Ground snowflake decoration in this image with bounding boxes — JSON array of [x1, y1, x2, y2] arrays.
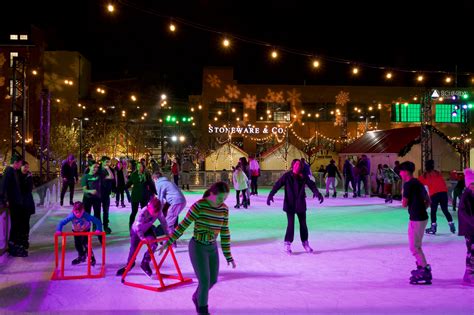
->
[[225, 85, 240, 99], [334, 112, 343, 126], [286, 88, 301, 106], [242, 93, 257, 110], [0, 53, 5, 67], [206, 74, 221, 88], [0, 77, 4, 87], [216, 96, 229, 102], [262, 89, 284, 103], [44, 72, 65, 92], [335, 91, 350, 106]]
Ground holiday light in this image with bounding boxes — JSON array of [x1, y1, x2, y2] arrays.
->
[[222, 38, 230, 47], [386, 72, 392, 79], [131, 95, 137, 101], [352, 67, 359, 75], [191, 107, 195, 112], [244, 113, 248, 117], [271, 50, 278, 59], [413, 97, 418, 101], [312, 60, 320, 68], [179, 135, 186, 142], [32, 70, 38, 75], [169, 23, 176, 32], [301, 110, 305, 114], [218, 110, 222, 115], [445, 77, 452, 83], [198, 104, 203, 110], [231, 107, 236, 113], [107, 4, 114, 12], [368, 106, 373, 111], [417, 75, 424, 82]]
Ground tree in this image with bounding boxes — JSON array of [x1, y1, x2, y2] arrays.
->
[[49, 124, 79, 163]]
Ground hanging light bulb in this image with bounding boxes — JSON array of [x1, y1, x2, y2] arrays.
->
[[386, 72, 393, 79], [312, 59, 320, 68], [107, 4, 115, 13], [271, 49, 278, 59], [352, 67, 359, 75], [445, 76, 452, 83], [222, 38, 230, 48], [417, 75, 424, 82], [169, 23, 176, 32]]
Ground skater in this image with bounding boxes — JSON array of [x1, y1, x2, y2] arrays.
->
[[452, 172, 465, 211], [323, 159, 341, 198], [249, 156, 260, 195], [56, 202, 103, 266], [153, 171, 186, 234], [126, 160, 154, 230], [181, 158, 194, 190], [18, 160, 35, 252], [419, 160, 456, 235], [60, 154, 78, 206], [81, 162, 102, 224], [158, 182, 236, 315], [301, 158, 314, 181], [220, 169, 229, 185], [458, 169, 474, 286], [116, 197, 169, 278], [382, 164, 399, 203], [171, 158, 180, 187], [342, 159, 356, 198], [375, 164, 384, 196], [233, 165, 249, 208], [267, 159, 324, 254], [99, 156, 115, 234], [399, 161, 432, 285], [1, 154, 27, 257], [114, 160, 127, 208], [356, 155, 370, 197], [239, 157, 251, 206]]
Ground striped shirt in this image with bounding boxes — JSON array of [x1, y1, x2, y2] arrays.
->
[[166, 198, 233, 262]]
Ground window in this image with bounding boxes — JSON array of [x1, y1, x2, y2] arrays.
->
[[435, 104, 465, 123], [9, 80, 13, 96], [10, 52, 18, 67], [20, 34, 28, 40], [301, 103, 335, 122], [208, 101, 243, 122], [391, 103, 421, 122], [256, 102, 290, 122], [10, 34, 18, 40]]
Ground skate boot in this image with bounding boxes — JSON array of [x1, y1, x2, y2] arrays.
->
[[72, 255, 86, 265], [192, 291, 198, 312], [116, 262, 135, 276], [425, 223, 437, 235], [141, 262, 153, 278], [448, 222, 456, 234], [302, 241, 314, 253], [234, 204, 240, 209], [284, 241, 292, 255], [409, 264, 432, 285], [343, 192, 348, 198], [353, 193, 357, 198], [325, 193, 330, 198], [411, 264, 423, 276], [90, 254, 96, 267], [104, 226, 112, 235], [463, 254, 474, 286], [332, 192, 337, 198], [197, 305, 210, 315]]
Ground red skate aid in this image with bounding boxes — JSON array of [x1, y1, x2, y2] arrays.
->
[[51, 231, 106, 280], [121, 236, 192, 291]]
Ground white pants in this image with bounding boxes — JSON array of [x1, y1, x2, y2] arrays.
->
[[166, 202, 187, 233]]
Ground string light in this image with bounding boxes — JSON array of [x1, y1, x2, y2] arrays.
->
[[131, 95, 137, 101], [312, 60, 320, 68], [352, 67, 359, 75], [445, 77, 452, 83], [231, 107, 236, 113], [385, 72, 392, 79], [198, 105, 203, 110], [107, 4, 114, 13], [417, 75, 424, 82], [169, 23, 176, 32], [31, 70, 38, 75], [222, 38, 230, 48], [271, 49, 278, 59]]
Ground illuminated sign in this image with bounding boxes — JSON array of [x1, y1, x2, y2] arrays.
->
[[208, 125, 285, 134]]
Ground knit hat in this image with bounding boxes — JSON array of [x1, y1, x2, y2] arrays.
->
[[464, 168, 474, 186]]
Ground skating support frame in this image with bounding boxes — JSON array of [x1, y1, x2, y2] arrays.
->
[[121, 236, 192, 291], [51, 231, 106, 280]]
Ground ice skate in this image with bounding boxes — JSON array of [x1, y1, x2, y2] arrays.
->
[[105, 226, 112, 235], [463, 270, 474, 286], [141, 262, 153, 278], [425, 223, 437, 235], [409, 265, 432, 285], [116, 262, 135, 276], [284, 242, 292, 255], [90, 254, 96, 267], [234, 204, 240, 209], [448, 222, 456, 234], [302, 241, 314, 253], [324, 193, 329, 198], [343, 192, 348, 198], [332, 192, 337, 198], [72, 255, 86, 265]]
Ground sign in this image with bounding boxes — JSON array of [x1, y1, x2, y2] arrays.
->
[[208, 125, 285, 135], [432, 89, 469, 98], [431, 90, 440, 98]]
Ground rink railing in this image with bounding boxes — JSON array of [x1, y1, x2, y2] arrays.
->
[[51, 231, 106, 280]]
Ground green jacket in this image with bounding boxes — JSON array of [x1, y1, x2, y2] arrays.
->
[[126, 171, 149, 203]]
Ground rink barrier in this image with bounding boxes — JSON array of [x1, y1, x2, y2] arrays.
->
[[121, 236, 192, 291], [51, 231, 106, 280]]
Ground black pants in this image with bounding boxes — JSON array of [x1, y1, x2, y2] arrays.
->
[[236, 189, 248, 206], [74, 235, 89, 257], [116, 186, 125, 205], [344, 177, 355, 193], [126, 226, 156, 265], [466, 235, 474, 270], [189, 237, 219, 308], [9, 207, 30, 247], [357, 175, 368, 196], [61, 180, 75, 204], [376, 179, 383, 195], [101, 190, 111, 228], [251, 176, 259, 194], [173, 175, 179, 186], [430, 192, 453, 224], [130, 200, 147, 229], [284, 211, 308, 243], [83, 197, 101, 219], [453, 188, 464, 210]]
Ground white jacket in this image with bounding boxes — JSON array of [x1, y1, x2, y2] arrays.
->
[[233, 170, 248, 190]]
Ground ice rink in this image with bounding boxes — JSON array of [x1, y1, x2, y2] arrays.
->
[[1, 188, 472, 315]]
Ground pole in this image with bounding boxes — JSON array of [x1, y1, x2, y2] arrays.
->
[[79, 119, 83, 174]]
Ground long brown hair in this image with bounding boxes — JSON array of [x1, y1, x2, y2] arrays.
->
[[203, 181, 230, 198]]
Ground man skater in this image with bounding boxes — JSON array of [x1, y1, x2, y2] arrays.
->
[[60, 154, 78, 206]]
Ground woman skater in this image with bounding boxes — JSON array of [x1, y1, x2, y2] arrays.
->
[[267, 159, 324, 254], [159, 182, 236, 315]]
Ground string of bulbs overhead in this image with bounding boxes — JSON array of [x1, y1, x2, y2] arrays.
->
[[107, 0, 474, 84]]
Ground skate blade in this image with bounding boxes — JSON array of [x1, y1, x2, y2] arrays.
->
[[409, 279, 432, 285]]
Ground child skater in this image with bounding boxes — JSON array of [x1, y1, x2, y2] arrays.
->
[[232, 164, 249, 209], [458, 168, 474, 285], [116, 196, 168, 278], [56, 202, 102, 266], [159, 182, 236, 315], [399, 161, 432, 285]]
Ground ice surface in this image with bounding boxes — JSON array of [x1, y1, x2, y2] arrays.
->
[[0, 188, 472, 314]]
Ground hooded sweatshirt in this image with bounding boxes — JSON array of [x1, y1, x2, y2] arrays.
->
[[154, 177, 186, 205]]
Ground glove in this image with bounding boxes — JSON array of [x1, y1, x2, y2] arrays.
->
[[317, 194, 324, 204], [266, 196, 274, 206]]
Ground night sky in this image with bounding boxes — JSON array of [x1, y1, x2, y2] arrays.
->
[[3, 0, 474, 98]]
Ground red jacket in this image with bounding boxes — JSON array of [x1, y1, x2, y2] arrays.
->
[[171, 163, 179, 175]]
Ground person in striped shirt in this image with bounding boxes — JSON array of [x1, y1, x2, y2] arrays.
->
[[159, 181, 237, 315]]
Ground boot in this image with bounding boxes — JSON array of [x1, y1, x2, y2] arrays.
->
[[104, 226, 112, 235], [116, 262, 135, 276], [90, 254, 96, 267], [141, 261, 153, 278], [192, 291, 198, 312], [116, 201, 119, 207], [121, 202, 126, 208], [72, 255, 86, 265], [234, 204, 240, 209], [425, 223, 437, 235], [463, 255, 474, 286], [187, 184, 190, 190], [284, 241, 292, 255], [325, 193, 329, 198], [448, 222, 456, 234], [332, 192, 337, 198], [197, 305, 210, 315], [302, 241, 314, 253], [343, 192, 348, 198]]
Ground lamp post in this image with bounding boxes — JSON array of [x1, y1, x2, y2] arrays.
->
[[73, 117, 88, 173]]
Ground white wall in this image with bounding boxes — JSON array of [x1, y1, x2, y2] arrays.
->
[[205, 144, 248, 171], [260, 144, 306, 170]]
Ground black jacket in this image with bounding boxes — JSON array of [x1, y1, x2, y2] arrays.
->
[[61, 161, 78, 182], [1, 166, 22, 206], [324, 164, 341, 179], [268, 171, 321, 214], [458, 189, 474, 236], [343, 161, 354, 179], [20, 172, 35, 215]]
